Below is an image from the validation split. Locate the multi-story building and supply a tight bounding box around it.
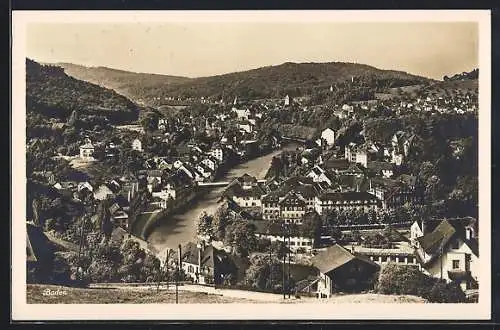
[314,191,380,215]
[344,143,369,167]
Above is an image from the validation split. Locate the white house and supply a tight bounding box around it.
[344,143,368,167]
[306,166,333,187]
[284,95,290,106]
[77,181,94,192]
[238,121,254,134]
[79,142,95,161]
[321,128,336,146]
[132,139,143,152]
[413,218,479,291]
[201,157,219,172]
[158,118,168,131]
[209,146,225,163]
[232,107,251,120]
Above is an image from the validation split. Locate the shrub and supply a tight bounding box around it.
[426,280,466,303]
[376,263,425,296]
[376,263,467,303]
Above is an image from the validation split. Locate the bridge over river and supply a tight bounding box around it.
[143,143,299,252]
[196,179,267,188]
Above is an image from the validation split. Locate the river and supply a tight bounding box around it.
[146,143,299,252]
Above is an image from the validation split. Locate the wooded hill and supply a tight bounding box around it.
[27,59,140,123]
[52,61,433,107]
[53,62,191,105]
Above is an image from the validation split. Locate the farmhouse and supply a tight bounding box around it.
[312,244,380,297]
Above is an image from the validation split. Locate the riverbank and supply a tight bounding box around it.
[146,144,298,251]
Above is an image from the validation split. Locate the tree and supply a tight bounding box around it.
[67,110,79,126]
[97,200,113,238]
[224,219,257,257]
[197,211,214,238]
[140,112,159,133]
[32,198,42,227]
[301,212,322,246]
[269,240,288,260]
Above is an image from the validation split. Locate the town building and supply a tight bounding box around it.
[223,174,265,208]
[367,176,423,210]
[314,191,380,215]
[179,242,237,285]
[253,220,315,252]
[344,143,370,167]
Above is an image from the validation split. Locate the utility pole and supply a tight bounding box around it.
[282,223,287,300]
[440,239,443,281]
[176,244,181,304]
[77,215,87,280]
[269,247,272,292]
[288,233,291,299]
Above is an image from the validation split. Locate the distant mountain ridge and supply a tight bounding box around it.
[51,61,433,107]
[52,62,191,105]
[443,69,478,82]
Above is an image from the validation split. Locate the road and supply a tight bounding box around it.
[146,144,299,252]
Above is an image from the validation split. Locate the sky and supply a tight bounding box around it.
[26,22,478,80]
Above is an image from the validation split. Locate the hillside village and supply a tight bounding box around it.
[26,59,479,303]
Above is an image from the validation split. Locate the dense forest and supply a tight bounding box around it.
[26,59,140,123]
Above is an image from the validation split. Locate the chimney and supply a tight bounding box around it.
[421,219,426,235]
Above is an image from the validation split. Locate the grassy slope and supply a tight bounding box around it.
[27,284,427,304]
[27,284,256,304]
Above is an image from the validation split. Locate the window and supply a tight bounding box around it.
[452,260,460,269]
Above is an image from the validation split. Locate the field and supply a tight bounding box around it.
[27,284,427,304]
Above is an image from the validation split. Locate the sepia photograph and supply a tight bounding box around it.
[11,10,491,320]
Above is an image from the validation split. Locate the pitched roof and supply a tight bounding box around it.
[311,244,379,274]
[179,242,228,270]
[80,143,94,149]
[367,161,394,172]
[317,191,379,202]
[324,157,349,170]
[416,219,457,255]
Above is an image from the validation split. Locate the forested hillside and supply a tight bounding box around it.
[27,59,139,123]
[52,61,433,107]
[54,62,191,105]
